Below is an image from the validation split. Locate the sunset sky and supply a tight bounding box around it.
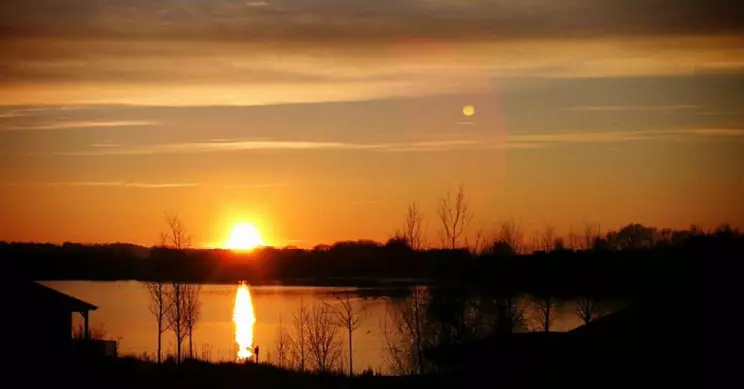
[2,0,743,247]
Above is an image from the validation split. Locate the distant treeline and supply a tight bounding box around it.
[4,223,739,298]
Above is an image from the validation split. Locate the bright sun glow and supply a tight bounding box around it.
[225,223,264,250]
[233,281,256,361]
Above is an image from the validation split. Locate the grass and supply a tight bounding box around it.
[30,355,445,389]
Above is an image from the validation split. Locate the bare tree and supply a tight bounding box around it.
[566,225,581,250]
[573,297,604,325]
[143,281,169,363]
[437,185,474,249]
[540,225,557,253]
[533,295,559,332]
[497,219,524,254]
[380,316,411,375]
[166,282,188,362]
[291,299,310,371]
[184,284,201,359]
[274,318,293,368]
[326,292,364,375]
[381,287,430,375]
[525,232,540,254]
[161,212,191,250]
[490,295,526,334]
[73,322,108,340]
[159,212,191,363]
[467,227,490,255]
[583,223,600,251]
[397,202,426,250]
[307,303,343,373]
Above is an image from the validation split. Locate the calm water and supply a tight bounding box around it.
[43,281,587,373]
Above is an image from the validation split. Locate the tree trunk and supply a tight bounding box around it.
[176,329,181,362]
[348,327,353,376]
[189,327,193,359]
[157,313,162,363]
[176,286,182,363]
[414,295,423,375]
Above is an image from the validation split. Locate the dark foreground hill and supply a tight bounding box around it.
[26,344,696,389]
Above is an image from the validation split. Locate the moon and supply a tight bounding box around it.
[462,105,475,117]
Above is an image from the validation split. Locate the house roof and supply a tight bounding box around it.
[26,282,97,312]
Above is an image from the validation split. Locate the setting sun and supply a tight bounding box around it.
[225,223,265,250]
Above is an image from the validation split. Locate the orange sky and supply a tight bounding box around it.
[1,1,743,248]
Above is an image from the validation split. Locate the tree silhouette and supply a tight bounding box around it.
[437,185,474,249]
[397,202,426,250]
[291,299,310,371]
[143,280,168,363]
[326,292,364,375]
[582,223,601,251]
[72,322,108,340]
[491,295,526,334]
[493,219,524,255]
[307,303,343,373]
[490,241,517,257]
[573,297,604,325]
[382,287,431,375]
[533,294,558,332]
[160,212,191,363]
[427,286,472,346]
[273,318,292,368]
[184,283,201,359]
[540,225,557,252]
[608,223,656,250]
[166,280,188,362]
[160,212,191,251]
[468,227,490,255]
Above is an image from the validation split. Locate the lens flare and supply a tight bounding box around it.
[233,281,256,361]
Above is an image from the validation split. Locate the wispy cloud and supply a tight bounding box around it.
[223,182,296,188]
[0,106,86,119]
[0,181,201,188]
[2,37,743,106]
[508,128,744,146]
[0,110,32,119]
[283,239,308,247]
[380,140,485,152]
[509,131,652,143]
[90,143,120,148]
[2,1,741,43]
[37,128,744,157]
[0,181,303,189]
[564,105,699,112]
[1,2,742,106]
[694,110,744,116]
[0,121,158,131]
[243,1,269,7]
[61,139,484,155]
[681,128,744,136]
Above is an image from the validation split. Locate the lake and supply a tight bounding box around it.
[42,281,589,374]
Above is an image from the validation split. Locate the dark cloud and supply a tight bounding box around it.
[0,0,742,43]
[0,55,357,85]
[1,1,742,104]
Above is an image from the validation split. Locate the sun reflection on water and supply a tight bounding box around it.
[233,281,256,361]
